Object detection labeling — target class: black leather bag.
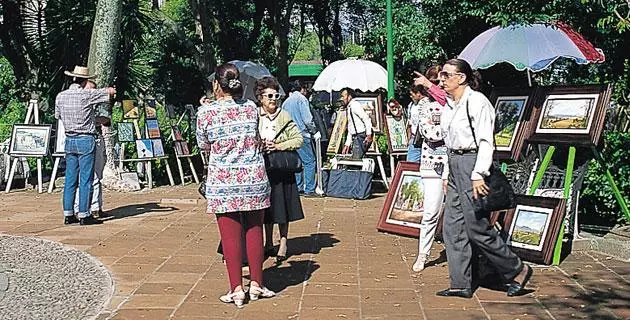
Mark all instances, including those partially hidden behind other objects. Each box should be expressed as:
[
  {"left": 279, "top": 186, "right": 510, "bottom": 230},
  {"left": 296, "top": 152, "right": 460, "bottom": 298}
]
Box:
[
  {"left": 264, "top": 151, "right": 303, "bottom": 173},
  {"left": 263, "top": 120, "right": 303, "bottom": 173},
  {"left": 465, "top": 102, "right": 516, "bottom": 213},
  {"left": 412, "top": 125, "right": 423, "bottom": 148}
]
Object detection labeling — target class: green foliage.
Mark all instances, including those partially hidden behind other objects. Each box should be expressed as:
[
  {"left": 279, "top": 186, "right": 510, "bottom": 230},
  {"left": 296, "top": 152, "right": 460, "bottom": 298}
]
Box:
[
  {"left": 579, "top": 132, "right": 630, "bottom": 226},
  {"left": 0, "top": 57, "right": 26, "bottom": 142},
  {"left": 293, "top": 31, "right": 322, "bottom": 61},
  {"left": 342, "top": 42, "right": 365, "bottom": 59}
]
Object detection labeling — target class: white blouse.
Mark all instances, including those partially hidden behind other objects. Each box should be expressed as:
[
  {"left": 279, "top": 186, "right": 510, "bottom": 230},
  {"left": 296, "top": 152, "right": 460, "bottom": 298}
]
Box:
[
  {"left": 260, "top": 109, "right": 281, "bottom": 141},
  {"left": 440, "top": 86, "right": 495, "bottom": 180}
]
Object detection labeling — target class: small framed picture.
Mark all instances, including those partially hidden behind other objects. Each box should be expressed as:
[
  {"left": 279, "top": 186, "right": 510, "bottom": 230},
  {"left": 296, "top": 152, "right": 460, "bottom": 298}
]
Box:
[
  {"left": 122, "top": 100, "right": 139, "bottom": 119},
  {"left": 136, "top": 139, "right": 154, "bottom": 158},
  {"left": 9, "top": 124, "right": 52, "bottom": 157},
  {"left": 175, "top": 141, "right": 190, "bottom": 156},
  {"left": 493, "top": 195, "right": 567, "bottom": 265},
  {"left": 377, "top": 161, "right": 425, "bottom": 237},
  {"left": 152, "top": 139, "right": 165, "bottom": 157},
  {"left": 488, "top": 87, "right": 534, "bottom": 160},
  {"left": 145, "top": 99, "right": 157, "bottom": 119},
  {"left": 146, "top": 119, "right": 161, "bottom": 139},
  {"left": 353, "top": 95, "right": 383, "bottom": 133},
  {"left": 384, "top": 115, "right": 408, "bottom": 153},
  {"left": 171, "top": 125, "right": 183, "bottom": 141},
  {"left": 54, "top": 120, "right": 66, "bottom": 155},
  {"left": 528, "top": 84, "right": 612, "bottom": 146},
  {"left": 327, "top": 110, "right": 348, "bottom": 154},
  {"left": 118, "top": 122, "right": 135, "bottom": 142}
]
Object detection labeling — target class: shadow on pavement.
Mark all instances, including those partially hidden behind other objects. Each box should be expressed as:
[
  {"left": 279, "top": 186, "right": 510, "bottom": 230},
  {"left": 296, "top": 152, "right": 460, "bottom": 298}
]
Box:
[
  {"left": 261, "top": 260, "right": 320, "bottom": 293},
  {"left": 285, "top": 232, "right": 340, "bottom": 256},
  {"left": 106, "top": 202, "right": 178, "bottom": 220}
]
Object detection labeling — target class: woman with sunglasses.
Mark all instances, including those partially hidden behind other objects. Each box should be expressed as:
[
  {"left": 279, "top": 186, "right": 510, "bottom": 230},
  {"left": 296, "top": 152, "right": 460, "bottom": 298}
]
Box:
[
  {"left": 256, "top": 76, "right": 305, "bottom": 264},
  {"left": 196, "top": 63, "right": 275, "bottom": 307},
  {"left": 411, "top": 67, "right": 449, "bottom": 272},
  {"left": 437, "top": 59, "right": 532, "bottom": 298}
]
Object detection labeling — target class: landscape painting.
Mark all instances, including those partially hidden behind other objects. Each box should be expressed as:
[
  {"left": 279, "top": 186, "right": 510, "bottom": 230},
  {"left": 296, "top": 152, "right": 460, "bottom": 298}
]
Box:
[
  {"left": 385, "top": 115, "right": 408, "bottom": 153},
  {"left": 146, "top": 119, "right": 161, "bottom": 139},
  {"left": 9, "top": 124, "right": 52, "bottom": 156},
  {"left": 353, "top": 96, "right": 382, "bottom": 133},
  {"left": 507, "top": 205, "right": 553, "bottom": 251},
  {"left": 385, "top": 171, "right": 424, "bottom": 230},
  {"left": 536, "top": 93, "right": 599, "bottom": 134},
  {"left": 494, "top": 96, "right": 527, "bottom": 151},
  {"left": 327, "top": 110, "right": 347, "bottom": 154}
]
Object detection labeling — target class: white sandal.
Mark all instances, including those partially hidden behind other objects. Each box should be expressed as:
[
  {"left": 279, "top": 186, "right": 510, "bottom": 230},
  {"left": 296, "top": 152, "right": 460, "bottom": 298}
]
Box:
[
  {"left": 249, "top": 285, "right": 275, "bottom": 301},
  {"left": 219, "top": 290, "right": 246, "bottom": 307}
]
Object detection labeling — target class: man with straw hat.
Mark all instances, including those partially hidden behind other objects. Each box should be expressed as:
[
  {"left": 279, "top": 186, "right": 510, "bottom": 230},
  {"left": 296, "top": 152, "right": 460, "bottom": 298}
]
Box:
[{"left": 55, "top": 66, "right": 116, "bottom": 225}]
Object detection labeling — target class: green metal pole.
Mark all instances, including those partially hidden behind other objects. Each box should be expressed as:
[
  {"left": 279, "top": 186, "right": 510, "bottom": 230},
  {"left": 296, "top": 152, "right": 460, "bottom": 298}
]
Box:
[
  {"left": 386, "top": 0, "right": 394, "bottom": 99},
  {"left": 592, "top": 146, "right": 630, "bottom": 223},
  {"left": 528, "top": 146, "right": 555, "bottom": 195},
  {"left": 551, "top": 146, "right": 576, "bottom": 266}
]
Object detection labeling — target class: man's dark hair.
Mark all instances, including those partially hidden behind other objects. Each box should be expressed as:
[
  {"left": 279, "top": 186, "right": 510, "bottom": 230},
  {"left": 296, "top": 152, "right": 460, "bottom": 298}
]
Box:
[
  {"left": 289, "top": 80, "right": 306, "bottom": 92},
  {"left": 341, "top": 87, "right": 356, "bottom": 98}
]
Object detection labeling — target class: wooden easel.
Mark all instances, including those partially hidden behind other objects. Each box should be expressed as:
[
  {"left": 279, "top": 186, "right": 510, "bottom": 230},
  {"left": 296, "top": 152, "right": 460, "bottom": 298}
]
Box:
[
  {"left": 389, "top": 152, "right": 407, "bottom": 182},
  {"left": 366, "top": 151, "right": 389, "bottom": 190},
  {"left": 168, "top": 106, "right": 199, "bottom": 186},
  {"left": 527, "top": 144, "right": 629, "bottom": 265},
  {"left": 4, "top": 99, "right": 45, "bottom": 193}
]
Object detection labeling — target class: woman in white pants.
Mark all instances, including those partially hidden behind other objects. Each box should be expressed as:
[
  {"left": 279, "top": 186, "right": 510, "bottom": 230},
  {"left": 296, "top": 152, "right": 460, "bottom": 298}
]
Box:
[{"left": 412, "top": 68, "right": 448, "bottom": 272}]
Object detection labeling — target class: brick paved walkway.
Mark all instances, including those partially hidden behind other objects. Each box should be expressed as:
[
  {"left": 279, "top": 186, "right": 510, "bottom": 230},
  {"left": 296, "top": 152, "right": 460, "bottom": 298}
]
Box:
[{"left": 0, "top": 186, "right": 628, "bottom": 320}]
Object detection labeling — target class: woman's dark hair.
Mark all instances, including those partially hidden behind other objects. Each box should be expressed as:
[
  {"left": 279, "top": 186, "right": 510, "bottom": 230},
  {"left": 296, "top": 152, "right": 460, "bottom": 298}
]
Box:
[
  {"left": 410, "top": 85, "right": 429, "bottom": 98},
  {"left": 214, "top": 63, "right": 243, "bottom": 97},
  {"left": 255, "top": 76, "right": 280, "bottom": 103},
  {"left": 426, "top": 65, "right": 441, "bottom": 84},
  {"left": 444, "top": 58, "right": 483, "bottom": 91}
]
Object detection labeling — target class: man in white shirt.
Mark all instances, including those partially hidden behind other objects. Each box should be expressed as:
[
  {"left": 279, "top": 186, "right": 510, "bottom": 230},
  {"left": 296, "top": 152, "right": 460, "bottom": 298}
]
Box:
[{"left": 340, "top": 88, "right": 373, "bottom": 159}]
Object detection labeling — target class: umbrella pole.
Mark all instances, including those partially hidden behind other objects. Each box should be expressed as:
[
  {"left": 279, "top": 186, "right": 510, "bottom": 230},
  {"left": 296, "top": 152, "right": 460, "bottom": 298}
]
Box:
[{"left": 527, "top": 69, "right": 532, "bottom": 87}]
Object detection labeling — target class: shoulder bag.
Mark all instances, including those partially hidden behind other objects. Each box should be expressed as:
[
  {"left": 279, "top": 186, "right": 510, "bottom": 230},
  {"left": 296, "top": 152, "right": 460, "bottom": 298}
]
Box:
[
  {"left": 465, "top": 101, "right": 516, "bottom": 213},
  {"left": 263, "top": 120, "right": 303, "bottom": 173}
]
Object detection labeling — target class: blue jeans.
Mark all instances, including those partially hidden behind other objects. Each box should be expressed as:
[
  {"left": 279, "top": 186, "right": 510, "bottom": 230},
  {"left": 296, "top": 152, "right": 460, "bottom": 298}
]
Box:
[
  {"left": 407, "top": 138, "right": 422, "bottom": 162},
  {"left": 63, "top": 135, "right": 96, "bottom": 219},
  {"left": 296, "top": 137, "right": 316, "bottom": 194}
]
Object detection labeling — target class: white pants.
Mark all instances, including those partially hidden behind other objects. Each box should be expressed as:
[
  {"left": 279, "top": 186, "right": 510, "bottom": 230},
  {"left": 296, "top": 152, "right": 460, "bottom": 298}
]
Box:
[
  {"left": 417, "top": 177, "right": 445, "bottom": 257},
  {"left": 74, "top": 136, "right": 105, "bottom": 212}
]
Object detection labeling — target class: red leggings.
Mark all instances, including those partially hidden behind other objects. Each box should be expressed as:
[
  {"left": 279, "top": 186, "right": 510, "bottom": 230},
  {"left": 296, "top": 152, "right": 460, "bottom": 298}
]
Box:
[{"left": 217, "top": 210, "right": 264, "bottom": 291}]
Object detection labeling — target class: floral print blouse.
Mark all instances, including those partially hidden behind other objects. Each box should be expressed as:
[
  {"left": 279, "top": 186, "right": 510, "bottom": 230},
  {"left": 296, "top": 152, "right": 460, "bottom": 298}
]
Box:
[{"left": 196, "top": 98, "right": 271, "bottom": 214}]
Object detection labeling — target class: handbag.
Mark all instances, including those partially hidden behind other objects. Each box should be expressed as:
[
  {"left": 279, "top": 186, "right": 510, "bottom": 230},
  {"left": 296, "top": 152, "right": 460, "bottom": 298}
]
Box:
[
  {"left": 198, "top": 179, "right": 206, "bottom": 199},
  {"left": 263, "top": 120, "right": 303, "bottom": 173},
  {"left": 465, "top": 101, "right": 516, "bottom": 213},
  {"left": 412, "top": 122, "right": 423, "bottom": 148}
]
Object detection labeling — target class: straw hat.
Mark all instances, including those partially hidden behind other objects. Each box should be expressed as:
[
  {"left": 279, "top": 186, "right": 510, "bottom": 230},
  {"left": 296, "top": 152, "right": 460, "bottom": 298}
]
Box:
[{"left": 64, "top": 66, "right": 96, "bottom": 79}]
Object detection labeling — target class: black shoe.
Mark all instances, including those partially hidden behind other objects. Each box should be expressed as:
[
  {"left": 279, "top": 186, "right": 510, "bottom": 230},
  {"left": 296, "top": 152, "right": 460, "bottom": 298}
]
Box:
[
  {"left": 79, "top": 216, "right": 103, "bottom": 225},
  {"left": 264, "top": 247, "right": 276, "bottom": 258},
  {"left": 275, "top": 255, "right": 287, "bottom": 264},
  {"left": 507, "top": 265, "right": 533, "bottom": 297},
  {"left": 64, "top": 216, "right": 79, "bottom": 225},
  {"left": 436, "top": 288, "right": 473, "bottom": 298}
]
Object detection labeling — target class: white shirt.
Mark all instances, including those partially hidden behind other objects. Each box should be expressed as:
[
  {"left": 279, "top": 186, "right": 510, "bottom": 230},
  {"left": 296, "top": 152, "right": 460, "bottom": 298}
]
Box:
[
  {"left": 344, "top": 99, "right": 373, "bottom": 146},
  {"left": 260, "top": 109, "right": 281, "bottom": 141},
  {"left": 440, "top": 86, "right": 495, "bottom": 180},
  {"left": 407, "top": 100, "right": 422, "bottom": 135}
]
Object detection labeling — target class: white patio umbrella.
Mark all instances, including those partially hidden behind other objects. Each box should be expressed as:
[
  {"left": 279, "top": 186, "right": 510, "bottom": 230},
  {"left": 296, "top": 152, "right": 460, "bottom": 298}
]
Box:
[
  {"left": 312, "top": 59, "right": 388, "bottom": 93},
  {"left": 209, "top": 60, "right": 285, "bottom": 102}
]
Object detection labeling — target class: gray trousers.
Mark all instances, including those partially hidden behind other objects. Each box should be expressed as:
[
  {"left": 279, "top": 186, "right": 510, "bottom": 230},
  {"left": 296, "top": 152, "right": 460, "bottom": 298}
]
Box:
[{"left": 444, "top": 153, "right": 523, "bottom": 289}]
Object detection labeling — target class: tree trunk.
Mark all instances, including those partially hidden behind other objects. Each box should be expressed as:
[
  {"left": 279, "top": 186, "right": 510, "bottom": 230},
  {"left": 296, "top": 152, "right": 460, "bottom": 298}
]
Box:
[
  {"left": 188, "top": 0, "right": 217, "bottom": 88},
  {"left": 87, "top": 0, "right": 139, "bottom": 191}
]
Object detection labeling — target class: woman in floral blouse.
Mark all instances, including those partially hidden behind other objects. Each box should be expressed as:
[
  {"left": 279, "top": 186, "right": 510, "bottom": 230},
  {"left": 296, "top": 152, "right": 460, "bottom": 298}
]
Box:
[
  {"left": 411, "top": 67, "right": 449, "bottom": 273},
  {"left": 196, "top": 63, "right": 275, "bottom": 308}
]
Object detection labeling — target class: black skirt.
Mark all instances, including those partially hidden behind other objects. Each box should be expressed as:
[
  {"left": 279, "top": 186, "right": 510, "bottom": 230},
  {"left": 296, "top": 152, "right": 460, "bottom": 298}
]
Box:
[{"left": 265, "top": 171, "right": 305, "bottom": 224}]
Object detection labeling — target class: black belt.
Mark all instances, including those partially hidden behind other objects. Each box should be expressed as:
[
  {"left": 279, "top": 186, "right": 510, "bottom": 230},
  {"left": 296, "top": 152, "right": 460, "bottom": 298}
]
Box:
[
  {"left": 66, "top": 132, "right": 97, "bottom": 137},
  {"left": 450, "top": 149, "right": 477, "bottom": 155}
]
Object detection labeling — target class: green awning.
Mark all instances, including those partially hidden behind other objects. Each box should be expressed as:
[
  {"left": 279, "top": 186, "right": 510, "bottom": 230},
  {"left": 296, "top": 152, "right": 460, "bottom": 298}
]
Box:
[{"left": 289, "top": 64, "right": 323, "bottom": 77}]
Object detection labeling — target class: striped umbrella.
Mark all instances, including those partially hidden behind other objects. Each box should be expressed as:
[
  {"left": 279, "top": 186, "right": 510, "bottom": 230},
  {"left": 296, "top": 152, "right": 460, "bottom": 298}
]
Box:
[{"left": 459, "top": 21, "right": 605, "bottom": 85}]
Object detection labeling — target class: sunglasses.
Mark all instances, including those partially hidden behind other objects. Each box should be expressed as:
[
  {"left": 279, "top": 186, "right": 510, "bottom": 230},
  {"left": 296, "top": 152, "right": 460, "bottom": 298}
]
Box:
[
  {"left": 262, "top": 93, "right": 282, "bottom": 100},
  {"left": 438, "top": 71, "right": 464, "bottom": 79}
]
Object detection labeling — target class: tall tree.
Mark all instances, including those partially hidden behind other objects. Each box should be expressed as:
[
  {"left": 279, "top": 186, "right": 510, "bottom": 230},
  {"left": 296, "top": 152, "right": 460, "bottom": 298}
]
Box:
[
  {"left": 305, "top": 0, "right": 343, "bottom": 65},
  {"left": 264, "top": 0, "right": 296, "bottom": 88}
]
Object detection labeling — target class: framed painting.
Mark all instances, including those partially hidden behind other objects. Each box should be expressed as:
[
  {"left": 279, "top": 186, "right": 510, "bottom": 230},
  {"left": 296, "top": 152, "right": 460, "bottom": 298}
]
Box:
[
  {"left": 9, "top": 124, "right": 52, "bottom": 157},
  {"left": 152, "top": 139, "right": 165, "bottom": 157},
  {"left": 527, "top": 84, "right": 612, "bottom": 146},
  {"left": 136, "top": 139, "right": 154, "bottom": 158},
  {"left": 145, "top": 99, "right": 157, "bottom": 119},
  {"left": 122, "top": 100, "right": 139, "bottom": 119},
  {"left": 171, "top": 125, "right": 183, "bottom": 141},
  {"left": 377, "top": 161, "right": 424, "bottom": 237},
  {"left": 118, "top": 122, "right": 135, "bottom": 142},
  {"left": 175, "top": 141, "right": 190, "bottom": 156},
  {"left": 146, "top": 119, "right": 161, "bottom": 139},
  {"left": 493, "top": 195, "right": 566, "bottom": 265},
  {"left": 353, "top": 95, "right": 383, "bottom": 133},
  {"left": 385, "top": 115, "right": 408, "bottom": 153},
  {"left": 54, "top": 120, "right": 66, "bottom": 155},
  {"left": 489, "top": 87, "right": 534, "bottom": 160},
  {"left": 327, "top": 110, "right": 348, "bottom": 154}
]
